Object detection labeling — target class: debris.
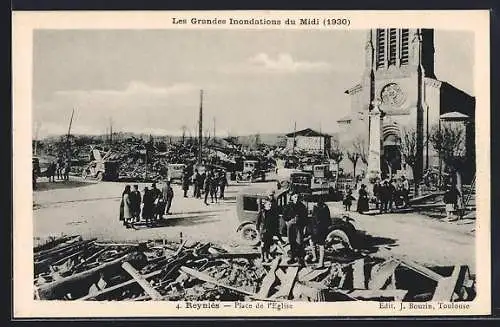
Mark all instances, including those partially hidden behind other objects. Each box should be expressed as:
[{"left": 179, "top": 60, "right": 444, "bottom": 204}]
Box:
[
  {"left": 122, "top": 262, "right": 163, "bottom": 300},
  {"left": 368, "top": 259, "right": 400, "bottom": 290},
  {"left": 255, "top": 257, "right": 280, "bottom": 299},
  {"left": 33, "top": 235, "right": 476, "bottom": 302},
  {"left": 352, "top": 259, "right": 365, "bottom": 289}
]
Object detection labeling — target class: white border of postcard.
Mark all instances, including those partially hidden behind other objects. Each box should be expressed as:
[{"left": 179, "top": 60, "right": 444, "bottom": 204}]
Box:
[{"left": 12, "top": 10, "right": 491, "bottom": 317}]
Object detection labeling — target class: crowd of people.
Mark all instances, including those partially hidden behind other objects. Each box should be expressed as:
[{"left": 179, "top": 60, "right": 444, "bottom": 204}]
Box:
[
  {"left": 341, "top": 176, "right": 412, "bottom": 214},
  {"left": 118, "top": 167, "right": 230, "bottom": 229},
  {"left": 32, "top": 156, "right": 71, "bottom": 189},
  {"left": 256, "top": 191, "right": 332, "bottom": 268}
]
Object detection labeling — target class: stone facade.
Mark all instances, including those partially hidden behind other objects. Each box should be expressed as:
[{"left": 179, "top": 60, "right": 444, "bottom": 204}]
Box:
[{"left": 337, "top": 29, "right": 475, "bottom": 183}]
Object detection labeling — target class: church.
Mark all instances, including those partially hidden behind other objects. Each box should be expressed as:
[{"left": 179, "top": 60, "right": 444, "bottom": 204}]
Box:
[{"left": 337, "top": 29, "right": 475, "bottom": 184}]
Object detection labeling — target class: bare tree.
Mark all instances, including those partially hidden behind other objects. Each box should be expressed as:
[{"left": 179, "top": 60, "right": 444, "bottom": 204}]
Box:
[
  {"left": 398, "top": 127, "right": 420, "bottom": 194},
  {"left": 352, "top": 135, "right": 368, "bottom": 166},
  {"left": 347, "top": 137, "right": 361, "bottom": 182},
  {"left": 429, "top": 123, "right": 467, "bottom": 192},
  {"left": 328, "top": 142, "right": 344, "bottom": 180}
]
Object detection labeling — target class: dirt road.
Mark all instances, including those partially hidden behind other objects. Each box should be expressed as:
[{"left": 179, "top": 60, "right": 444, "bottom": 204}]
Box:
[{"left": 33, "top": 178, "right": 476, "bottom": 272}]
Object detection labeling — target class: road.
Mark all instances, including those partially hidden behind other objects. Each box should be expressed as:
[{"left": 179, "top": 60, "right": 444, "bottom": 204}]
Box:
[{"left": 33, "top": 177, "right": 476, "bottom": 273}]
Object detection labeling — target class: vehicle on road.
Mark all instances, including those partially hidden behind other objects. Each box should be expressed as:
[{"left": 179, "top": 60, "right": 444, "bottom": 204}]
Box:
[
  {"left": 81, "top": 149, "right": 119, "bottom": 181},
  {"left": 235, "top": 187, "right": 358, "bottom": 250},
  {"left": 236, "top": 159, "right": 267, "bottom": 183},
  {"left": 167, "top": 163, "right": 186, "bottom": 183}
]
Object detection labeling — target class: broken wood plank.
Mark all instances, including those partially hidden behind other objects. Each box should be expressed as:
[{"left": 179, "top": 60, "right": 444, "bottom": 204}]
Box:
[
  {"left": 292, "top": 282, "right": 321, "bottom": 301},
  {"left": 275, "top": 268, "right": 286, "bottom": 282},
  {"left": 77, "top": 270, "right": 162, "bottom": 300},
  {"left": 368, "top": 259, "right": 400, "bottom": 290},
  {"left": 343, "top": 289, "right": 408, "bottom": 301},
  {"left": 352, "top": 259, "right": 365, "bottom": 289},
  {"left": 299, "top": 268, "right": 329, "bottom": 283},
  {"left": 400, "top": 259, "right": 443, "bottom": 282},
  {"left": 52, "top": 249, "right": 85, "bottom": 266},
  {"left": 256, "top": 257, "right": 281, "bottom": 298},
  {"left": 270, "top": 266, "right": 299, "bottom": 300},
  {"left": 37, "top": 253, "right": 131, "bottom": 300},
  {"left": 122, "top": 262, "right": 163, "bottom": 301},
  {"left": 73, "top": 248, "right": 107, "bottom": 270},
  {"left": 431, "top": 265, "right": 461, "bottom": 301},
  {"left": 180, "top": 266, "right": 255, "bottom": 296},
  {"left": 297, "top": 267, "right": 314, "bottom": 281},
  {"left": 375, "top": 249, "right": 443, "bottom": 282}
]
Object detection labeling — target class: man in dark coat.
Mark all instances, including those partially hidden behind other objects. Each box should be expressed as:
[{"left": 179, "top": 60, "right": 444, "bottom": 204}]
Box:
[
  {"left": 309, "top": 200, "right": 331, "bottom": 268},
  {"left": 283, "top": 192, "right": 308, "bottom": 266},
  {"left": 162, "top": 180, "right": 174, "bottom": 215},
  {"left": 203, "top": 171, "right": 212, "bottom": 205},
  {"left": 150, "top": 182, "right": 163, "bottom": 220},
  {"left": 182, "top": 170, "right": 190, "bottom": 198},
  {"left": 129, "top": 185, "right": 142, "bottom": 222},
  {"left": 141, "top": 187, "right": 154, "bottom": 227},
  {"left": 256, "top": 194, "right": 279, "bottom": 262},
  {"left": 218, "top": 171, "right": 228, "bottom": 200}
]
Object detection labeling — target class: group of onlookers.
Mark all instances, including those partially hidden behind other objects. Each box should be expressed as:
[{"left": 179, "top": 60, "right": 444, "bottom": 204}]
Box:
[
  {"left": 256, "top": 191, "right": 332, "bottom": 268},
  {"left": 188, "top": 169, "right": 228, "bottom": 205},
  {"left": 119, "top": 181, "right": 174, "bottom": 228}
]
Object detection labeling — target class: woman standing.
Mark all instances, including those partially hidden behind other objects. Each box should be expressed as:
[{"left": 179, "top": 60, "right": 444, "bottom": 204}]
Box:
[
  {"left": 120, "top": 185, "right": 132, "bottom": 228},
  {"left": 142, "top": 187, "right": 154, "bottom": 227},
  {"left": 356, "top": 184, "right": 369, "bottom": 214}
]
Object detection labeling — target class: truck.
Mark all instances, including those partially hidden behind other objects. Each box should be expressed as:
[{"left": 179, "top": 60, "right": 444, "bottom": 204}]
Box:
[
  {"left": 288, "top": 164, "right": 342, "bottom": 201},
  {"left": 81, "top": 149, "right": 120, "bottom": 181},
  {"left": 236, "top": 159, "right": 267, "bottom": 183}
]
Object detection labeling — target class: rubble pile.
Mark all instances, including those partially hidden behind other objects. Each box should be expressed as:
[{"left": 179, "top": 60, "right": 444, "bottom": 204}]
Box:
[{"left": 33, "top": 236, "right": 476, "bottom": 302}]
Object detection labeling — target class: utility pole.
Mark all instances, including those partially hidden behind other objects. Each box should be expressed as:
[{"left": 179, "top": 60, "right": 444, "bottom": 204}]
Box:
[
  {"left": 293, "top": 121, "right": 297, "bottom": 153},
  {"left": 109, "top": 117, "right": 113, "bottom": 145},
  {"left": 213, "top": 117, "right": 216, "bottom": 145},
  {"left": 34, "top": 121, "right": 41, "bottom": 156},
  {"left": 66, "top": 108, "right": 75, "bottom": 158},
  {"left": 198, "top": 90, "right": 203, "bottom": 165}
]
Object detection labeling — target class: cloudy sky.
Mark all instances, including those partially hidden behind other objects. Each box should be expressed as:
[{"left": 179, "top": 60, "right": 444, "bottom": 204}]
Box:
[{"left": 33, "top": 29, "right": 474, "bottom": 138}]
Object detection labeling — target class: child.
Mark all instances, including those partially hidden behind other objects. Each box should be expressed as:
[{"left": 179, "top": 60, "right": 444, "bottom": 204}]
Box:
[{"left": 343, "top": 189, "right": 355, "bottom": 211}]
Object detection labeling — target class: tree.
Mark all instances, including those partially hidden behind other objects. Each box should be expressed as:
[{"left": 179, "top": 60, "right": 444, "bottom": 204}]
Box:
[
  {"left": 399, "top": 127, "right": 420, "bottom": 194},
  {"left": 328, "top": 141, "right": 344, "bottom": 180},
  {"left": 429, "top": 123, "right": 467, "bottom": 192},
  {"left": 352, "top": 136, "right": 368, "bottom": 166}
]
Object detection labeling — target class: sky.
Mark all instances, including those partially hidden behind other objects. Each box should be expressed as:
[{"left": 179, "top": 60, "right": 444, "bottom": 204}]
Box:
[{"left": 32, "top": 29, "right": 474, "bottom": 139}]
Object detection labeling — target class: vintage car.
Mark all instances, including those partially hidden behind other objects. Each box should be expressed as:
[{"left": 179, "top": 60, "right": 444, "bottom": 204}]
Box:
[
  {"left": 235, "top": 187, "right": 358, "bottom": 250},
  {"left": 167, "top": 163, "right": 186, "bottom": 183}
]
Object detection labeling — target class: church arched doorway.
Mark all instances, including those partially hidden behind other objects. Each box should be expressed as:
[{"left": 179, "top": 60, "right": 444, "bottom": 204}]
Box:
[{"left": 381, "top": 125, "right": 402, "bottom": 180}]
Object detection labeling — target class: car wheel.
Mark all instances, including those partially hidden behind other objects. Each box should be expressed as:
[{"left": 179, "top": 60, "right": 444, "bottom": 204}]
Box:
[{"left": 239, "top": 224, "right": 260, "bottom": 246}]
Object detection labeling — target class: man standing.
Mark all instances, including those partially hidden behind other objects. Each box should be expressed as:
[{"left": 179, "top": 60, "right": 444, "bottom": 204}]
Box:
[
  {"left": 182, "top": 170, "right": 190, "bottom": 198},
  {"left": 401, "top": 176, "right": 410, "bottom": 208},
  {"left": 203, "top": 171, "right": 212, "bottom": 205},
  {"left": 192, "top": 170, "right": 200, "bottom": 198},
  {"left": 150, "top": 182, "right": 162, "bottom": 221},
  {"left": 129, "top": 185, "right": 142, "bottom": 222},
  {"left": 256, "top": 194, "right": 279, "bottom": 263},
  {"left": 443, "top": 185, "right": 460, "bottom": 221},
  {"left": 309, "top": 200, "right": 331, "bottom": 268},
  {"left": 63, "top": 159, "right": 71, "bottom": 181},
  {"left": 283, "top": 192, "right": 308, "bottom": 266},
  {"left": 162, "top": 180, "right": 174, "bottom": 215},
  {"left": 218, "top": 171, "right": 228, "bottom": 200}
]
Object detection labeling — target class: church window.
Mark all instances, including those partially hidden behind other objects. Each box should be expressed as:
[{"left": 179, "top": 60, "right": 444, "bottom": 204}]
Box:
[
  {"left": 388, "top": 29, "right": 397, "bottom": 65},
  {"left": 401, "top": 29, "right": 409, "bottom": 65},
  {"left": 376, "top": 29, "right": 386, "bottom": 68}
]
